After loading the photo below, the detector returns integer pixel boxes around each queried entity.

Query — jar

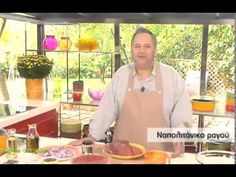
[82,140,93,154]
[7,128,18,160]
[225,90,235,112]
[0,128,7,154]
[26,124,39,153]
[72,92,83,101]
[59,37,72,51]
[43,35,58,51]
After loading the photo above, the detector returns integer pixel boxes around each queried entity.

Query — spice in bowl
[41,157,59,164]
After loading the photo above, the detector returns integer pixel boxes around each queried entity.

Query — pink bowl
[88,89,104,101]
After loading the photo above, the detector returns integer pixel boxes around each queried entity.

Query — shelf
[193,110,234,119]
[61,99,100,107]
[27,49,114,54]
[193,101,234,119]
[26,48,114,102]
[60,99,235,118]
[193,99,234,152]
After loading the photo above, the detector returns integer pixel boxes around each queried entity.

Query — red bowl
[88,89,104,101]
[71,154,110,164]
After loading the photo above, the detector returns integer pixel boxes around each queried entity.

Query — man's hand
[171,142,184,158]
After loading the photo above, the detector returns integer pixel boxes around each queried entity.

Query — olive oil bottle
[7,128,18,160]
[26,124,39,153]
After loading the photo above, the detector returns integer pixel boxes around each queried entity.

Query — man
[74,27,192,157]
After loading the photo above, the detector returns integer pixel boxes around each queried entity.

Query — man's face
[131,33,156,69]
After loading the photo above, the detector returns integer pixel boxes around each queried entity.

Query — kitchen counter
[0,135,209,164]
[0,99,59,128]
[1,135,234,164]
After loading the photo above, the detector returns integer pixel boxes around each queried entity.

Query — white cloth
[89,62,193,140]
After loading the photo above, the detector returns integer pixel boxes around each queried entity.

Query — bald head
[131,27,157,48]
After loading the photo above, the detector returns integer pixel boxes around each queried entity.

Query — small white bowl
[17,152,38,164]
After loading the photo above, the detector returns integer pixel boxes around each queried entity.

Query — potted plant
[16,54,53,100]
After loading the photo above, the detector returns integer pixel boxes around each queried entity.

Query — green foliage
[0,61,9,78]
[157,25,202,60]
[217,59,234,89]
[51,65,67,78]
[208,25,234,61]
[207,25,234,89]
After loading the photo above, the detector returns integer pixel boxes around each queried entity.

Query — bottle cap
[82,140,93,145]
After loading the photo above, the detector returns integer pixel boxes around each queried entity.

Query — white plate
[39,145,81,161]
[18,152,38,164]
[196,150,235,164]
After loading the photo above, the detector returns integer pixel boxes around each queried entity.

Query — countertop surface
[0,135,213,164]
[1,135,234,164]
[0,99,59,128]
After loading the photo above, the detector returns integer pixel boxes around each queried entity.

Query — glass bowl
[196,150,234,164]
[145,150,171,164]
[88,88,104,101]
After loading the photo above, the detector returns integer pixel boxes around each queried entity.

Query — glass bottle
[82,140,93,154]
[26,124,39,153]
[7,128,18,160]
